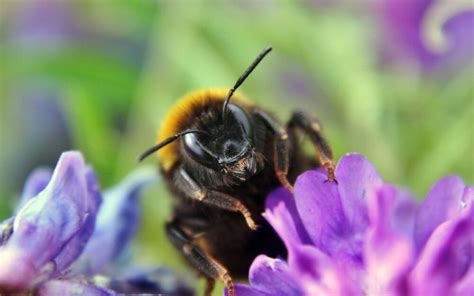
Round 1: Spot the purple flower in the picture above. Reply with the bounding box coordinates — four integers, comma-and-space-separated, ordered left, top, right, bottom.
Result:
0, 152, 101, 292
231, 153, 473, 296
0, 151, 193, 295
376, 0, 474, 71
70, 167, 156, 276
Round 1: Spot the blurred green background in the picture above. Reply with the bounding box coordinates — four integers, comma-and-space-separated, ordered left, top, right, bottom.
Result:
1, 0, 473, 294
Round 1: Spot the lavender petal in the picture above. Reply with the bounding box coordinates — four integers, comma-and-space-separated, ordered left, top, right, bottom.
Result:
231, 285, 268, 296
248, 255, 301, 296
16, 168, 52, 212
263, 188, 311, 253
375, 0, 437, 69
452, 262, 474, 295
390, 187, 418, 238
289, 245, 362, 296
336, 153, 383, 236
71, 167, 157, 275
51, 167, 101, 276
294, 169, 357, 262
415, 176, 472, 250
0, 152, 101, 291
365, 185, 415, 295
410, 206, 474, 295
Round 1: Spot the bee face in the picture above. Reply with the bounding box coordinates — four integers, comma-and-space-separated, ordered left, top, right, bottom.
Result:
182, 103, 260, 180
220, 144, 258, 180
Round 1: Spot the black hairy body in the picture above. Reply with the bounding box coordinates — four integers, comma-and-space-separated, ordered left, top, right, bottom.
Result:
163, 100, 316, 277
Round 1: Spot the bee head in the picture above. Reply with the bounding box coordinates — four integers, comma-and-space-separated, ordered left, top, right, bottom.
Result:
183, 103, 259, 181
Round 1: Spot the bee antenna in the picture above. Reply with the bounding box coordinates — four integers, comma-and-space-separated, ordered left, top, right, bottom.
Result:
222, 46, 272, 121
138, 129, 208, 162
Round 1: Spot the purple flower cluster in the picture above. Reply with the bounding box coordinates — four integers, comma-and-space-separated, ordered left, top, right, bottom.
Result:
232, 153, 473, 296
0, 152, 193, 295
376, 0, 474, 71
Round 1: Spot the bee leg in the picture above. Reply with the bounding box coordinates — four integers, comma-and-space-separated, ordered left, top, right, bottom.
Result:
288, 111, 336, 182
175, 168, 258, 230
254, 110, 293, 192
165, 219, 234, 296
204, 277, 215, 296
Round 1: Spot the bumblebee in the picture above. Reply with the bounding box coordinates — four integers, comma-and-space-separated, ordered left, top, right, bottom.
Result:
139, 47, 335, 296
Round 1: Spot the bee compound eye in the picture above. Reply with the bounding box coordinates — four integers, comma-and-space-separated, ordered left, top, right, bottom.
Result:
227, 104, 254, 142
183, 133, 217, 167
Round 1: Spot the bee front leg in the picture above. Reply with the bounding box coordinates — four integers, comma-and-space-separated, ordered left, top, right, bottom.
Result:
254, 110, 293, 192
165, 219, 234, 296
204, 278, 215, 296
175, 168, 258, 230
288, 111, 336, 182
